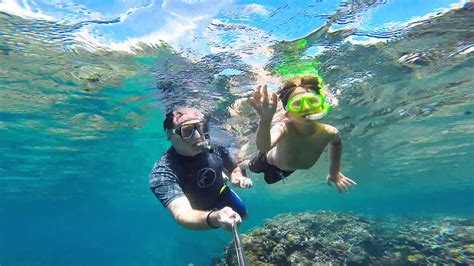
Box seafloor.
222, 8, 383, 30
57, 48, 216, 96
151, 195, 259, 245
217, 211, 473, 265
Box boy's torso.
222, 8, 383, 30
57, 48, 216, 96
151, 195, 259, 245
267, 122, 336, 171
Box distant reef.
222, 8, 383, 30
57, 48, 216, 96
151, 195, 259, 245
216, 211, 473, 265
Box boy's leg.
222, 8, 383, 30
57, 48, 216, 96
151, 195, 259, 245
264, 171, 283, 184
246, 152, 286, 184
247, 152, 267, 173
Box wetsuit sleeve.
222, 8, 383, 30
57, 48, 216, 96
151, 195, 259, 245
213, 143, 237, 173
149, 158, 184, 208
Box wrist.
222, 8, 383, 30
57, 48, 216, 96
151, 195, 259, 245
329, 168, 339, 176
259, 116, 273, 124
206, 211, 219, 229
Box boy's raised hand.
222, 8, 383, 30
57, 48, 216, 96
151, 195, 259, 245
250, 85, 278, 121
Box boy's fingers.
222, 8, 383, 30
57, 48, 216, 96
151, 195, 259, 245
250, 97, 257, 105
262, 86, 269, 104
271, 92, 278, 106
249, 99, 258, 110
253, 91, 261, 102
343, 178, 356, 186
337, 182, 347, 193
250, 99, 262, 113
253, 87, 261, 100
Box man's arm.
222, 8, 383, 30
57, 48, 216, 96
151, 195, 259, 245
150, 157, 242, 230
167, 197, 241, 231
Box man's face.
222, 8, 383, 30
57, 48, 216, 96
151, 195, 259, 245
169, 116, 209, 156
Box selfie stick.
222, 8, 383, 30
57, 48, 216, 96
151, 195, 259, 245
231, 221, 247, 266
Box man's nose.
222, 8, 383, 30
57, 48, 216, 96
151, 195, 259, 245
192, 129, 204, 139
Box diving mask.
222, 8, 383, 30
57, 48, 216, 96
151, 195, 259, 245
285, 92, 332, 120
173, 121, 209, 140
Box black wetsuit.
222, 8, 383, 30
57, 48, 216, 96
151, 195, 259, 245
149, 142, 246, 217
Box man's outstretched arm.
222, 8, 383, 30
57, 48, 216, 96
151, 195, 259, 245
167, 196, 241, 231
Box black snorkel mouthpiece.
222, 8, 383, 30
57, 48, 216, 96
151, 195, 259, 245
195, 140, 212, 152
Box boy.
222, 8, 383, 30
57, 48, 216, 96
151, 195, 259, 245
242, 75, 356, 192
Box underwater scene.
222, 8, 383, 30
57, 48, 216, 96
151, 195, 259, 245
0, 0, 473, 265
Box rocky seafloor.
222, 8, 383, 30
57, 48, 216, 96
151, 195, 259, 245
215, 211, 473, 265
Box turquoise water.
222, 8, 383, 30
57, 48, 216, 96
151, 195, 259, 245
1, 0, 473, 265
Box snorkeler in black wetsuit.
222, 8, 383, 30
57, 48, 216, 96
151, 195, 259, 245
150, 141, 247, 217
149, 107, 252, 231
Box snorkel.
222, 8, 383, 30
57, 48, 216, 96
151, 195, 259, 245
193, 126, 211, 152
196, 122, 212, 152
196, 140, 211, 152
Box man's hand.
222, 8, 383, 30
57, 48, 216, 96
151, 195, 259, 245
210, 207, 242, 231
250, 85, 278, 121
230, 166, 253, 188
326, 172, 356, 193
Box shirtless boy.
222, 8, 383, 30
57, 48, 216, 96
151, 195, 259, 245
242, 75, 356, 192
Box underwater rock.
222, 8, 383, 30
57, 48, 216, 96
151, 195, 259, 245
218, 211, 474, 265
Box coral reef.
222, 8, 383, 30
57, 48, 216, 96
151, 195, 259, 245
218, 211, 473, 265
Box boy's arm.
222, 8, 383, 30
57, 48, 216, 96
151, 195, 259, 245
327, 126, 342, 176
326, 126, 356, 192
256, 121, 286, 153
250, 85, 281, 153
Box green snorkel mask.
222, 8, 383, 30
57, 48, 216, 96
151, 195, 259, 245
285, 92, 332, 120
